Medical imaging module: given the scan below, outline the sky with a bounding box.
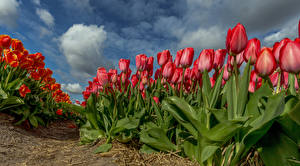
[0,0,299,101]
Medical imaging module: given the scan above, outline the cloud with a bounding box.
[0,0,19,28]
[59,24,113,81]
[36,8,55,27]
[32,0,40,6]
[61,83,83,94]
[62,0,93,13]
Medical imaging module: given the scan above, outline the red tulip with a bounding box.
[226,23,248,55]
[273,38,291,63]
[243,38,260,65]
[119,59,130,72]
[222,64,231,81]
[19,84,31,97]
[213,49,227,70]
[0,35,12,49]
[192,65,201,81]
[11,39,24,52]
[248,81,262,93]
[170,68,182,84]
[131,74,138,88]
[174,49,183,67]
[184,68,192,80]
[198,49,214,73]
[298,19,300,38]
[180,48,194,68]
[162,62,176,79]
[147,56,154,76]
[153,96,159,104]
[56,109,63,116]
[136,54,148,71]
[210,77,215,88]
[154,68,162,80]
[269,72,279,87]
[295,38,300,43]
[250,70,262,83]
[279,41,300,74]
[157,50,171,66]
[228,51,244,68]
[255,48,276,77]
[97,67,109,86]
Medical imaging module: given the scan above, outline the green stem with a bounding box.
[296,74,300,95]
[276,71,281,93]
[180,68,186,98]
[233,56,239,92]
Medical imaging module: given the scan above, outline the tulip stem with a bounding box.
[180,68,186,98]
[276,72,281,93]
[296,74,300,95]
[233,56,239,91]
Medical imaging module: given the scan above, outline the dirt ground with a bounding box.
[0,113,198,166]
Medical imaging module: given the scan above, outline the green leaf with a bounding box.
[237,60,251,117]
[288,74,297,96]
[209,69,224,108]
[62,103,85,114]
[226,77,237,120]
[259,131,300,166]
[29,115,38,128]
[183,139,198,161]
[201,145,219,163]
[202,70,211,97]
[140,127,177,152]
[6,78,23,90]
[209,108,228,123]
[287,101,300,126]
[140,144,158,154]
[0,85,8,99]
[94,143,112,154]
[85,94,100,130]
[0,96,24,111]
[79,122,105,144]
[15,108,30,125]
[111,117,139,134]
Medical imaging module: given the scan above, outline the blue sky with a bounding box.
[1,0,299,101]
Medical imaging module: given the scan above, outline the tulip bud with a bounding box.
[273,38,291,63]
[97,68,109,86]
[228,51,244,69]
[243,38,260,65]
[157,50,171,66]
[141,75,148,85]
[136,54,148,71]
[279,41,300,74]
[298,19,300,38]
[56,109,63,116]
[269,72,279,87]
[213,49,227,70]
[131,74,138,88]
[162,62,176,79]
[153,96,159,104]
[198,49,214,73]
[11,39,24,52]
[174,49,183,67]
[0,35,12,49]
[119,59,130,73]
[255,48,276,77]
[180,48,194,68]
[170,68,182,84]
[250,70,262,83]
[184,68,192,81]
[147,56,154,76]
[226,23,248,55]
[154,68,162,80]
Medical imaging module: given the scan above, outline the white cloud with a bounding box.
[62,0,93,13]
[60,24,112,80]
[61,83,83,94]
[32,0,40,6]
[263,18,298,46]
[36,8,55,27]
[39,26,53,37]
[0,0,19,28]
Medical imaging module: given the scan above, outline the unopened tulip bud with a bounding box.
[279,41,300,74]
[180,48,194,68]
[226,23,248,55]
[255,48,276,77]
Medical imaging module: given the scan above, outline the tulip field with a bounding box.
[1,21,300,166]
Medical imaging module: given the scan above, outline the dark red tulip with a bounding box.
[198,49,214,73]
[136,54,148,71]
[243,38,260,65]
[298,19,300,38]
[131,74,138,88]
[0,35,12,49]
[174,49,183,67]
[213,49,227,70]
[180,48,194,68]
[210,77,215,88]
[157,50,171,66]
[295,38,300,43]
[56,109,63,116]
[279,41,300,74]
[162,62,176,79]
[226,23,248,55]
[273,38,291,63]
[255,48,276,77]
[119,59,130,73]
[147,56,154,76]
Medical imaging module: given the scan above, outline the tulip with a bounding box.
[269,72,279,87]
[0,35,12,49]
[180,48,194,68]
[279,41,300,74]
[228,51,244,68]
[97,68,109,86]
[153,96,159,104]
[243,38,260,65]
[147,56,154,76]
[222,64,231,81]
[56,109,63,116]
[136,54,148,71]
[174,49,183,67]
[213,49,227,70]
[11,39,24,52]
[299,19,300,38]
[295,38,300,43]
[184,68,192,81]
[250,70,262,83]
[192,66,201,81]
[157,50,171,66]
[255,48,276,77]
[198,49,214,73]
[170,68,182,84]
[226,23,248,55]
[248,81,262,93]
[131,74,138,88]
[119,59,130,73]
[210,77,215,88]
[273,38,291,63]
[154,68,162,80]
[162,62,176,79]
[19,84,31,97]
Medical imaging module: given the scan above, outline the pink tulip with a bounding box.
[255,48,276,77]
[250,70,262,83]
[174,49,183,67]
[213,49,227,70]
[170,68,182,84]
[228,51,244,68]
[222,64,231,81]
[198,49,214,73]
[279,41,300,74]
[97,68,109,86]
[147,56,154,76]
[136,54,148,71]
[243,38,260,65]
[273,38,291,63]
[157,50,171,66]
[226,23,248,55]
[119,59,130,72]
[180,47,194,68]
[269,72,279,87]
[162,62,176,79]
[153,96,159,104]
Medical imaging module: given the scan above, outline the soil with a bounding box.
[0,113,198,166]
